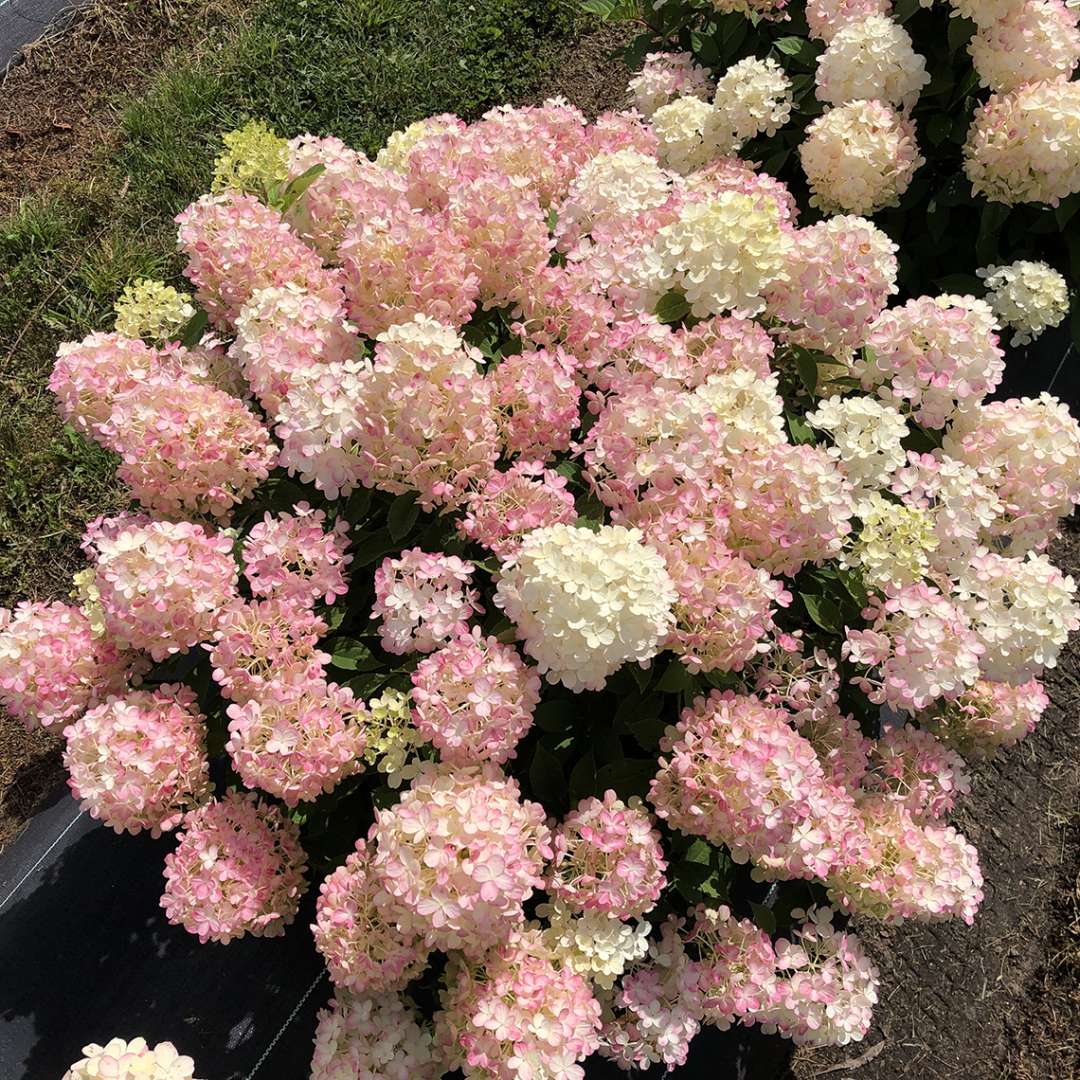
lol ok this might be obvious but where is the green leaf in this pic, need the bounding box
[596,758,655,800]
[534,699,576,733]
[387,493,420,540]
[568,751,597,804]
[275,163,327,213]
[329,638,382,671]
[772,35,819,68]
[528,741,566,807]
[793,347,819,396]
[947,15,975,55]
[654,658,694,694]
[749,901,777,935]
[801,592,843,635]
[976,204,1009,266]
[178,309,209,349]
[343,487,373,525]
[654,289,691,325]
[578,0,638,19]
[786,409,816,445]
[761,148,790,176]
[926,114,952,147]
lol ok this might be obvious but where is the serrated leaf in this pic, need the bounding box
[178,309,209,349]
[330,638,381,671]
[276,163,327,213]
[387,493,420,540]
[654,289,691,325]
[794,347,819,395]
[786,409,815,445]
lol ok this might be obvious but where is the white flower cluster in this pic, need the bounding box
[977,260,1070,346]
[494,524,676,691]
[806,0,892,43]
[62,1038,199,1080]
[844,493,939,591]
[539,901,651,989]
[310,991,439,1080]
[807,394,909,491]
[652,96,718,174]
[629,51,714,119]
[648,193,791,318]
[816,15,930,110]
[800,100,924,215]
[968,0,1080,93]
[710,56,794,149]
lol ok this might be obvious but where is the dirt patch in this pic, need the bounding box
[524,22,633,116]
[0,0,242,216]
[0,719,63,852]
[791,520,1080,1080]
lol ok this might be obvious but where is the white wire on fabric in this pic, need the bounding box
[244,970,327,1080]
[0,808,86,914]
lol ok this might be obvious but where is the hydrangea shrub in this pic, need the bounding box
[13,102,1079,1079]
[587,0,1078,351]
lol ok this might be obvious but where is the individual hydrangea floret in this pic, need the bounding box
[548,791,668,919]
[0,600,132,731]
[63,685,211,836]
[161,790,308,944]
[241,503,352,606]
[310,991,440,1080]
[437,927,602,1080]
[62,1038,201,1080]
[977,260,1070,346]
[628,52,714,119]
[410,628,541,766]
[371,763,552,954]
[816,15,930,110]
[225,679,368,806]
[312,838,430,994]
[372,548,481,655]
[113,279,195,343]
[800,100,924,216]
[84,515,238,661]
[494,523,677,692]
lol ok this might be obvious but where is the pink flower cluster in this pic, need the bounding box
[161,790,308,943]
[63,685,210,836]
[0,601,131,730]
[372,548,480,655]
[547,791,668,919]
[410,629,541,765]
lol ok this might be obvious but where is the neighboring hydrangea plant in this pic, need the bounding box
[16,101,1080,1080]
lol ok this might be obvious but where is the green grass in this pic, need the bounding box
[0,0,588,606]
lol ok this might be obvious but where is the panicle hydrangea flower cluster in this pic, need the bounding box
[759,906,879,1047]
[806,394,909,491]
[62,1038,200,1080]
[113,278,195,342]
[241,503,351,605]
[224,679,367,806]
[800,100,924,216]
[628,52,714,119]
[968,0,1080,93]
[650,691,860,881]
[977,260,1070,346]
[843,492,939,591]
[437,928,602,1080]
[921,678,1049,758]
[359,687,427,786]
[815,15,930,109]
[161,790,308,944]
[458,462,578,559]
[312,839,430,993]
[372,548,481,655]
[371,764,552,954]
[83,514,238,661]
[547,791,668,919]
[489,347,581,460]
[806,0,892,42]
[410,628,541,765]
[63,685,211,836]
[863,724,971,822]
[494,524,677,691]
[964,80,1080,206]
[538,900,652,989]
[857,294,1005,429]
[0,600,132,730]
[710,57,794,149]
[310,992,440,1080]
[765,215,898,358]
